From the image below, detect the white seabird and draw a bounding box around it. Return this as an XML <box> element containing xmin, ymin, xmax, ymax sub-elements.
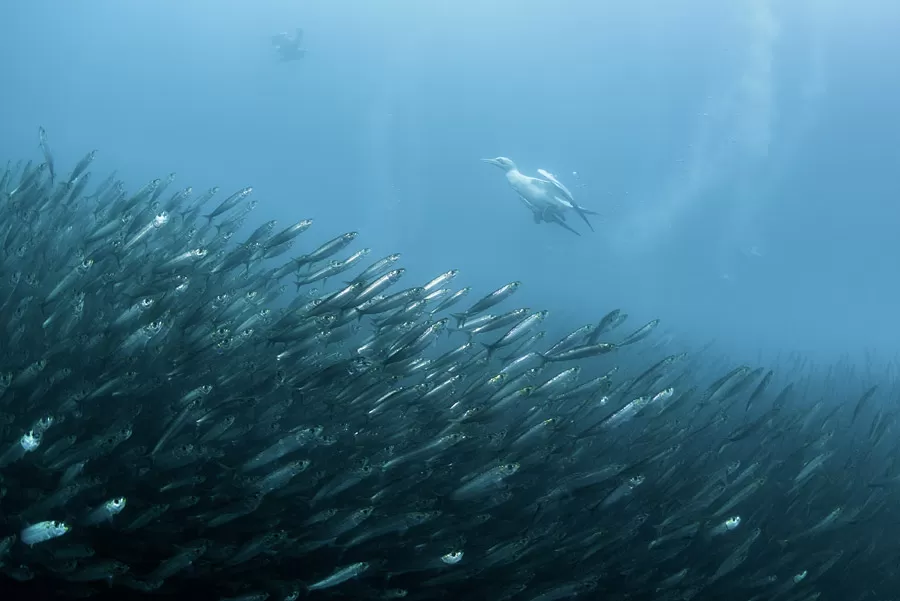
<box><xmin>481</xmin><ymin>157</ymin><xmax>597</xmax><ymax>236</ymax></box>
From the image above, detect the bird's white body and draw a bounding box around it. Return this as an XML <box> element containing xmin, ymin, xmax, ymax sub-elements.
<box><xmin>505</xmin><ymin>169</ymin><xmax>575</xmax><ymax>213</ymax></box>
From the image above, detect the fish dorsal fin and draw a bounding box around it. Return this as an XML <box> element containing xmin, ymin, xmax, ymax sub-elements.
<box><xmin>537</xmin><ymin>169</ymin><xmax>574</xmax><ymax>202</ymax></box>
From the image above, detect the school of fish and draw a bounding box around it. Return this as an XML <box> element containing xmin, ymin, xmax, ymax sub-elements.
<box><xmin>0</xmin><ymin>129</ymin><xmax>894</xmax><ymax>601</ymax></box>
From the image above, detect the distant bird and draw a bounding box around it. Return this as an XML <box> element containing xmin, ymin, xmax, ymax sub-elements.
<box><xmin>481</xmin><ymin>157</ymin><xmax>597</xmax><ymax>236</ymax></box>
<box><xmin>271</xmin><ymin>28</ymin><xmax>306</xmax><ymax>62</ymax></box>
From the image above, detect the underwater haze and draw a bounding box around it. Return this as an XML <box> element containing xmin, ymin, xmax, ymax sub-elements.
<box><xmin>2</xmin><ymin>1</ymin><xmax>900</xmax><ymax>600</ymax></box>
<box><xmin>2</xmin><ymin>0</ymin><xmax>897</xmax><ymax>360</ymax></box>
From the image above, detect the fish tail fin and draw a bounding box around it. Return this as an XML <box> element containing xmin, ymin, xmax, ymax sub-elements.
<box><xmin>450</xmin><ymin>313</ymin><xmax>466</xmax><ymax>328</ymax></box>
<box><xmin>215</xmin><ymin>461</ymin><xmax>237</xmax><ymax>473</ymax></box>
<box><xmin>482</xmin><ymin>342</ymin><xmax>497</xmax><ymax>359</ymax></box>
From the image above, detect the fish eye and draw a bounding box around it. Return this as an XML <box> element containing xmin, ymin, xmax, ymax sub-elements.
<box><xmin>441</xmin><ymin>551</ymin><xmax>463</xmax><ymax>564</ymax></box>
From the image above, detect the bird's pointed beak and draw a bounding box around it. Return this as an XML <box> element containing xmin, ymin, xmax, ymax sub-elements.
<box><xmin>481</xmin><ymin>158</ymin><xmax>501</xmax><ymax>167</ymax></box>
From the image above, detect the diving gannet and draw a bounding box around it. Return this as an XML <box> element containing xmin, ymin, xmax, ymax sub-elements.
<box><xmin>481</xmin><ymin>157</ymin><xmax>596</xmax><ymax>236</ymax></box>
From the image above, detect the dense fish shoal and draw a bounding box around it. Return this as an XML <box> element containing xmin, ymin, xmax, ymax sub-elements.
<box><xmin>0</xmin><ymin>130</ymin><xmax>893</xmax><ymax>601</ymax></box>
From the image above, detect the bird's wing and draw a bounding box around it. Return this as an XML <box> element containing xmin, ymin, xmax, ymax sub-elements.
<box><xmin>271</xmin><ymin>32</ymin><xmax>290</xmax><ymax>47</ymax></box>
<box><xmin>516</xmin><ymin>193</ymin><xmax>539</xmax><ymax>212</ymax></box>
<box><xmin>537</xmin><ymin>169</ymin><xmax>594</xmax><ymax>232</ymax></box>
<box><xmin>516</xmin><ymin>194</ymin><xmax>544</xmax><ymax>223</ymax></box>
<box><xmin>536</xmin><ymin>169</ymin><xmax>575</xmax><ymax>203</ymax></box>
